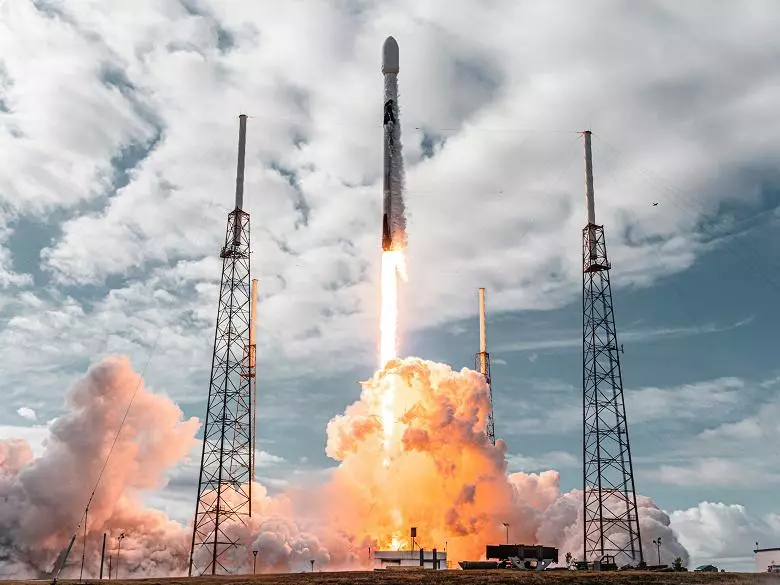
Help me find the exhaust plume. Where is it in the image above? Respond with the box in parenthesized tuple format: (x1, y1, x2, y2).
(0, 356, 198, 578)
(0, 356, 688, 576)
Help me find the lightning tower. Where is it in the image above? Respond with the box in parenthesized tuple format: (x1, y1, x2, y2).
(581, 130, 643, 565)
(189, 114, 254, 576)
(475, 287, 496, 445)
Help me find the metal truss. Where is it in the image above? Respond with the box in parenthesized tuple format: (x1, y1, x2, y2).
(189, 208, 252, 576)
(582, 223, 643, 566)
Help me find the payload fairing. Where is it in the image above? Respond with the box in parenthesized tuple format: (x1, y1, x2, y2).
(381, 36, 406, 251)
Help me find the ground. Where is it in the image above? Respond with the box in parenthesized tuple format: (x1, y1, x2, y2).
(13, 570, 779, 585)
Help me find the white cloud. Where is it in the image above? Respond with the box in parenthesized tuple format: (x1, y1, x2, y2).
(509, 375, 750, 436)
(0, 0, 160, 213)
(0, 2, 779, 525)
(627, 377, 744, 424)
(0, 1, 776, 385)
(670, 502, 780, 571)
(255, 450, 285, 466)
(15, 407, 36, 421)
(698, 400, 780, 447)
(646, 391, 780, 488)
(507, 451, 578, 473)
(654, 458, 780, 488)
(495, 320, 754, 355)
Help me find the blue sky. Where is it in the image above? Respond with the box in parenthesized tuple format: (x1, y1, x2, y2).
(1, 0, 780, 574)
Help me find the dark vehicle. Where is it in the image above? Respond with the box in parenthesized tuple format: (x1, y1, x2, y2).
(694, 565, 718, 572)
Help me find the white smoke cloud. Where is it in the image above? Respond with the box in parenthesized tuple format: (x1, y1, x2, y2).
(537, 490, 689, 567)
(0, 355, 689, 576)
(0, 356, 198, 578)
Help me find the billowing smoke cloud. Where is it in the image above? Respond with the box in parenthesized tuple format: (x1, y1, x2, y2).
(218, 357, 689, 571)
(0, 356, 198, 578)
(537, 490, 690, 566)
(0, 355, 688, 577)
(319, 357, 689, 567)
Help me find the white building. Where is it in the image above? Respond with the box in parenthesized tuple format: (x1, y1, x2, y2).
(754, 547, 780, 573)
(373, 550, 447, 570)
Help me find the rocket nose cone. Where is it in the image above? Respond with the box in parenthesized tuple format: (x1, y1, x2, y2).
(382, 36, 399, 73)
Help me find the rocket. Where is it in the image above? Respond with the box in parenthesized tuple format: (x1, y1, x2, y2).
(381, 36, 406, 251)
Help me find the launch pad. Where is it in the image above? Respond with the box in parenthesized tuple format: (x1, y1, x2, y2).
(459, 544, 559, 571)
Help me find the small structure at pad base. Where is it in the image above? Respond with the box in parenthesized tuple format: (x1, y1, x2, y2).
(374, 549, 446, 570)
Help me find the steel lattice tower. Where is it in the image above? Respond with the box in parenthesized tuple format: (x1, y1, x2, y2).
(475, 287, 496, 445)
(189, 114, 254, 576)
(581, 131, 643, 565)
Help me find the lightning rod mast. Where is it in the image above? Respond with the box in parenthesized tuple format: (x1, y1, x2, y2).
(189, 114, 253, 575)
(476, 287, 496, 445)
(581, 130, 643, 566)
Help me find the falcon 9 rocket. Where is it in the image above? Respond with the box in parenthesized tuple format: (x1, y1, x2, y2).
(381, 36, 406, 251)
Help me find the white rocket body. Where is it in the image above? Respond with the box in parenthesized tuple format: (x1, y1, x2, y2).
(381, 36, 406, 251)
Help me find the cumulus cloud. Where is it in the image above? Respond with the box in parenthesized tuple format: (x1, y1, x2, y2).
(15, 407, 36, 421)
(627, 377, 744, 424)
(507, 451, 579, 473)
(648, 388, 780, 488)
(1, 1, 779, 576)
(671, 502, 780, 571)
(506, 375, 751, 436)
(654, 458, 780, 488)
(0, 0, 778, 410)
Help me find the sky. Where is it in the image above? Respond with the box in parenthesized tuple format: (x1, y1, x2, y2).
(1, 0, 780, 573)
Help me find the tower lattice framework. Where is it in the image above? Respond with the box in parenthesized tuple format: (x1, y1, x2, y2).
(582, 222, 643, 565)
(189, 115, 253, 576)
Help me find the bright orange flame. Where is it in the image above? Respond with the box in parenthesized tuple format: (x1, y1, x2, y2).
(380, 250, 406, 367)
(380, 249, 407, 465)
(379, 249, 407, 547)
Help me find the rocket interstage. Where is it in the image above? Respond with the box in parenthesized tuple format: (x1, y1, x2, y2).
(381, 36, 406, 252)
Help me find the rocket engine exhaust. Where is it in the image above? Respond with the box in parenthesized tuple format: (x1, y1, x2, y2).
(378, 35, 408, 546)
(378, 36, 408, 368)
(381, 36, 406, 252)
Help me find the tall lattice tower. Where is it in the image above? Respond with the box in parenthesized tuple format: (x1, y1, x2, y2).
(581, 130, 643, 565)
(189, 114, 254, 576)
(475, 287, 496, 445)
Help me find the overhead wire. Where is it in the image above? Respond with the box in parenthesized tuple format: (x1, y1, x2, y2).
(66, 137, 237, 581)
(595, 133, 780, 294)
(593, 133, 779, 464)
(595, 136, 739, 369)
(240, 110, 580, 136)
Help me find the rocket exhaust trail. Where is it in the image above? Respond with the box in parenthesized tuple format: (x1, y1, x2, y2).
(379, 36, 407, 368)
(378, 34, 408, 550)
